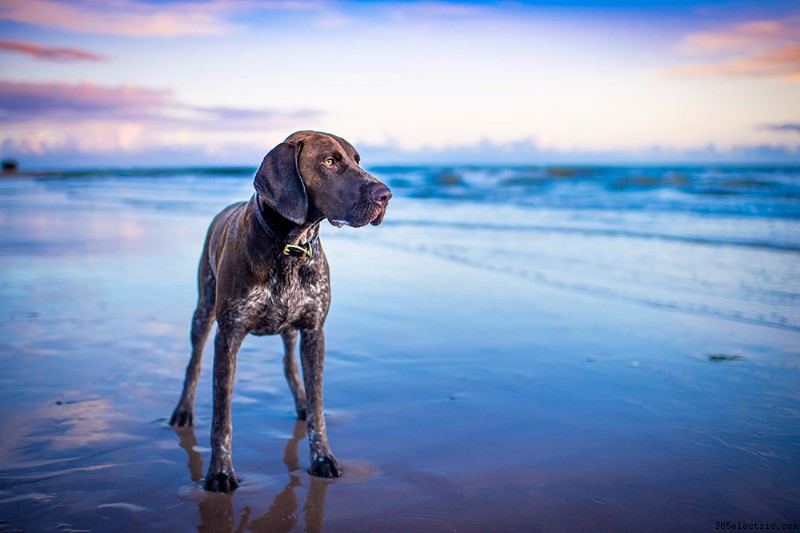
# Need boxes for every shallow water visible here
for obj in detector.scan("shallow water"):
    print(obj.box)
[0,167,798,531]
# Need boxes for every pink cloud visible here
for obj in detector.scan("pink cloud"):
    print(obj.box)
[668,44,800,81]
[0,39,104,62]
[0,0,233,37]
[667,16,800,81]
[0,80,324,162]
[0,81,171,121]
[0,80,321,127]
[0,0,320,37]
[679,18,800,54]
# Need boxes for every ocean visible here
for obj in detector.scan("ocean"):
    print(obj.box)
[4,164,798,330]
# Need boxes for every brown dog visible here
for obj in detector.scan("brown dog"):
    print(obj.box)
[170,131,391,492]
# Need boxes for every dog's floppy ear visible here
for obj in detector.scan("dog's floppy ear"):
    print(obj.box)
[253,141,308,224]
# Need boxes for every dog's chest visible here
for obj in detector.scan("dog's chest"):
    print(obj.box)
[239,272,328,335]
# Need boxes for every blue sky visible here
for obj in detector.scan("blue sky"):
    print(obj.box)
[0,0,798,167]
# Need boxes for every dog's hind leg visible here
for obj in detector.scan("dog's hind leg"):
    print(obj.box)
[170,254,217,427]
[282,329,307,420]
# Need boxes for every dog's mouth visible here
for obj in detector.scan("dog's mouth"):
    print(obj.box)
[369,206,386,226]
[328,204,387,228]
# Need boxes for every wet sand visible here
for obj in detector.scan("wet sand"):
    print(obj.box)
[0,175,798,531]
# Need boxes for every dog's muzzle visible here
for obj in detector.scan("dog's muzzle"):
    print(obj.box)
[369,182,392,226]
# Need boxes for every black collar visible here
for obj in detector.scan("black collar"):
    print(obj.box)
[252,193,318,258]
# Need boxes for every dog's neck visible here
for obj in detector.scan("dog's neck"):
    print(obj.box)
[252,193,320,255]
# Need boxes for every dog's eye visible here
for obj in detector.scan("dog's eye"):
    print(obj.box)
[323,158,335,167]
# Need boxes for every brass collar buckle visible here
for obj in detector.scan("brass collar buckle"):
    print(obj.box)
[283,243,313,258]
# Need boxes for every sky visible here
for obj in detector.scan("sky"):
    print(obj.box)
[0,0,799,167]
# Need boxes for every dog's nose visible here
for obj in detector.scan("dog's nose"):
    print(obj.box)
[370,183,392,205]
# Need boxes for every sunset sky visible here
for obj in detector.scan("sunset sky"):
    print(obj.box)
[1,0,799,167]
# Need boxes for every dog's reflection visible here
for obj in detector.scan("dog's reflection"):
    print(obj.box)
[175,420,330,533]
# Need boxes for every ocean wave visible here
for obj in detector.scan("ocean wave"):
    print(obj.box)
[371,165,800,219]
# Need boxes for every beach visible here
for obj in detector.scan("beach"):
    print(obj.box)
[0,166,798,531]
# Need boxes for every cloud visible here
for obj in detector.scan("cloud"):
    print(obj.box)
[763,123,800,134]
[359,138,800,165]
[667,16,800,81]
[679,18,800,54]
[0,0,319,37]
[4,135,798,168]
[0,80,323,161]
[0,135,269,166]
[0,0,234,36]
[0,39,104,62]
[386,1,488,20]
[668,44,800,80]
[0,80,320,128]
[0,81,170,121]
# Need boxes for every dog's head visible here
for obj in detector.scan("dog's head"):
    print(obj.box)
[254,131,391,228]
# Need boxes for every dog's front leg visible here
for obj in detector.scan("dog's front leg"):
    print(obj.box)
[300,327,342,478]
[204,324,245,492]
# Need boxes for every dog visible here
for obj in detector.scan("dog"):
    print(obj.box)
[169,131,391,492]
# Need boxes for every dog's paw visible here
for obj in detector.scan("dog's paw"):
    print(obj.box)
[309,454,342,478]
[204,469,239,492]
[169,406,194,427]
